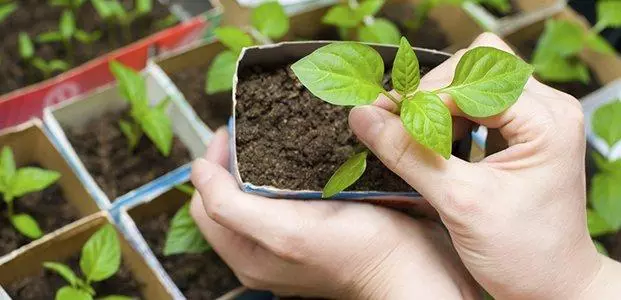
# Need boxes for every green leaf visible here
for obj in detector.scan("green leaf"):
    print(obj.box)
[355,0,384,18]
[0,146,16,193]
[392,37,420,96]
[98,296,135,300]
[534,54,590,84]
[11,214,43,239]
[533,19,584,58]
[357,18,401,45]
[588,209,615,237]
[37,31,64,43]
[0,2,17,23]
[18,32,34,60]
[43,262,79,287]
[175,184,195,196]
[440,47,534,118]
[206,50,238,94]
[597,0,621,28]
[10,167,61,199]
[322,151,368,198]
[118,120,143,150]
[139,108,173,156]
[56,286,93,300]
[154,13,178,30]
[74,30,102,44]
[213,26,254,55]
[60,10,76,40]
[92,0,113,19]
[594,240,609,256]
[80,224,121,282]
[164,203,211,256]
[135,0,152,16]
[593,153,621,174]
[592,100,621,148]
[155,96,171,112]
[590,173,621,231]
[291,42,384,106]
[401,92,452,159]
[48,60,70,72]
[251,1,289,39]
[479,0,511,14]
[585,33,616,55]
[322,5,360,28]
[109,61,147,108]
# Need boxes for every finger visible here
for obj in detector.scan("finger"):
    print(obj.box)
[204,127,230,167]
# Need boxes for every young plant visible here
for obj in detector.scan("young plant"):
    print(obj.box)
[206,1,289,94]
[412,0,512,28]
[0,146,61,239]
[322,0,401,44]
[37,10,101,62]
[0,1,17,23]
[109,61,173,156]
[18,32,70,79]
[163,184,211,256]
[92,0,153,42]
[49,0,87,14]
[531,0,620,83]
[587,100,621,256]
[43,224,133,300]
[291,38,533,197]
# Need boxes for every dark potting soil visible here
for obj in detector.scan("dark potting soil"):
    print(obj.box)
[0,182,79,256]
[234,64,444,193]
[6,254,143,299]
[66,109,191,200]
[136,209,240,299]
[168,65,232,129]
[480,0,520,18]
[380,2,450,50]
[0,0,174,96]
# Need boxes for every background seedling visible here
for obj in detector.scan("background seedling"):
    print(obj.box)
[109,61,173,157]
[531,0,621,83]
[49,0,87,14]
[44,224,133,300]
[206,1,289,94]
[291,38,533,197]
[18,32,70,79]
[163,184,211,256]
[92,0,153,42]
[0,1,17,23]
[322,0,401,44]
[37,10,101,63]
[0,146,60,239]
[411,0,512,29]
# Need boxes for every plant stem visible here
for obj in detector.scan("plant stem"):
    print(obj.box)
[382,90,400,105]
[6,201,14,218]
[248,26,273,45]
[592,21,607,34]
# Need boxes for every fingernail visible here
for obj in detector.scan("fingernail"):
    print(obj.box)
[349,106,386,143]
[191,158,216,187]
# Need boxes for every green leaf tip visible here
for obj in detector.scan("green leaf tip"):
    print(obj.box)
[322,151,368,198]
[401,92,452,159]
[80,224,121,283]
[392,37,420,96]
[164,202,211,256]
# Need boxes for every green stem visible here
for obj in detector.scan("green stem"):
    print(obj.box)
[65,39,74,65]
[382,90,401,109]
[7,201,14,218]
[592,21,607,34]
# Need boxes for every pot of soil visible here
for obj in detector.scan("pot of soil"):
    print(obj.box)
[0,212,174,299]
[116,186,244,299]
[0,120,100,259]
[42,68,206,209]
[229,41,473,205]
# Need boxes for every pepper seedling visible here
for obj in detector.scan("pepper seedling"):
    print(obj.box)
[92,0,153,42]
[411,0,512,29]
[163,184,211,256]
[0,146,61,239]
[322,0,400,44]
[587,99,621,256]
[0,1,17,23]
[43,224,133,300]
[18,32,70,79]
[37,10,101,63]
[292,38,533,197]
[49,0,87,14]
[531,0,620,83]
[206,1,289,94]
[109,61,173,157]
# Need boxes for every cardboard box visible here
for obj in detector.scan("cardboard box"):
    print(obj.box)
[0,212,174,299]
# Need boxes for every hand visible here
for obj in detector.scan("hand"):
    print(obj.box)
[349,33,612,300]
[190,128,480,299]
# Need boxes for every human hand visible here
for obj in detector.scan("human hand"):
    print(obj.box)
[349,32,606,300]
[189,128,480,299]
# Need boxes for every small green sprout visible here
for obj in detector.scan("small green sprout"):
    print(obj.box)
[37,10,101,62]
[163,184,211,256]
[322,0,401,44]
[49,0,87,14]
[206,1,289,94]
[0,146,61,239]
[92,0,153,42]
[531,1,620,83]
[0,1,17,23]
[291,38,533,197]
[18,32,70,79]
[44,224,134,300]
[109,61,173,156]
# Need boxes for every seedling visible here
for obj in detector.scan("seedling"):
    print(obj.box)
[0,1,17,23]
[292,38,533,197]
[18,32,70,79]
[44,224,133,300]
[0,146,61,239]
[92,0,153,42]
[531,0,620,83]
[206,1,289,94]
[37,10,101,62]
[163,184,211,256]
[322,0,400,44]
[587,100,621,256]
[49,0,87,14]
[109,61,173,156]
[154,13,179,30]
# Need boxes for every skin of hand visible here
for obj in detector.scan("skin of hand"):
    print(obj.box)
[349,32,621,300]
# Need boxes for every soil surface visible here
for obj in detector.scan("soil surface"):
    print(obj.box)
[0,181,80,256]
[235,63,453,193]
[0,0,175,95]
[481,0,520,18]
[516,38,601,99]
[169,65,232,129]
[66,109,191,200]
[136,209,240,299]
[6,254,143,299]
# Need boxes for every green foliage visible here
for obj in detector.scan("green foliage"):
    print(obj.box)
[109,61,173,156]
[19,32,71,79]
[0,1,17,23]
[37,10,101,62]
[163,184,212,256]
[18,32,34,60]
[358,18,401,45]
[251,1,289,40]
[594,240,609,256]
[92,0,153,41]
[321,0,401,44]
[154,13,179,30]
[410,0,509,29]
[49,0,87,11]
[292,38,532,196]
[595,0,621,31]
[0,146,60,239]
[323,151,368,198]
[592,100,621,148]
[46,224,129,300]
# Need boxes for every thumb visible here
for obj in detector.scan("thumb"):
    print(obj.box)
[349,105,492,216]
